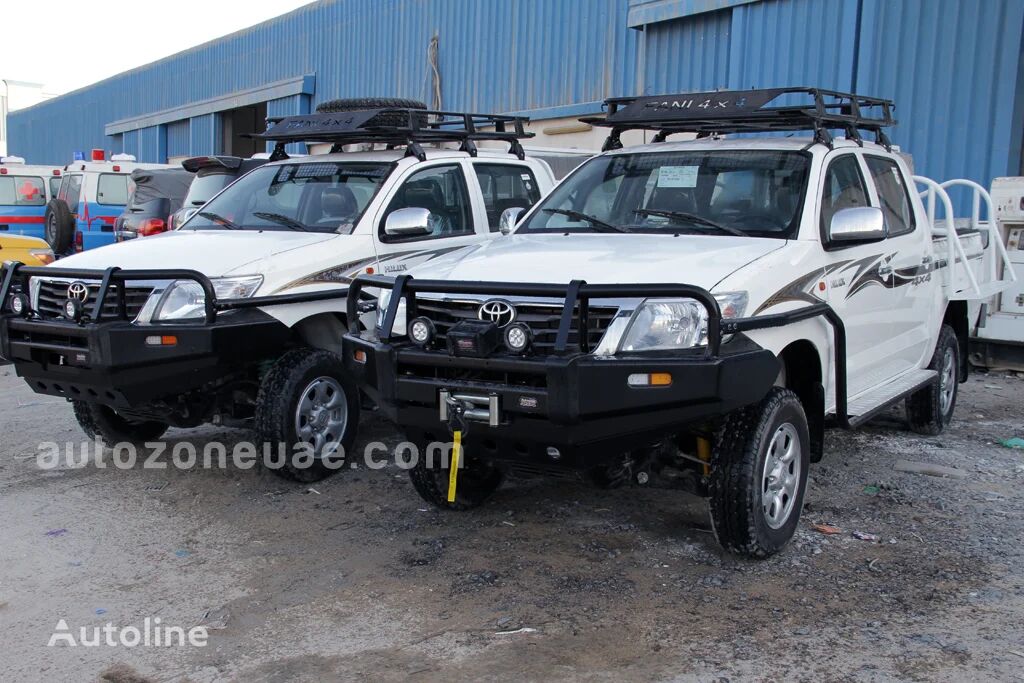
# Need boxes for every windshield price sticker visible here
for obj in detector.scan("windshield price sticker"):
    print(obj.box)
[657,166,699,188]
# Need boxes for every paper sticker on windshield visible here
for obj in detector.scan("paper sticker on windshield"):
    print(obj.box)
[657,166,699,188]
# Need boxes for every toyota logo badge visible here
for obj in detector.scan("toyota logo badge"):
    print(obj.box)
[478,299,516,327]
[67,282,90,302]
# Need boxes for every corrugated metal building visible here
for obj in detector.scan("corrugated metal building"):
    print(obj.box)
[8,0,1024,190]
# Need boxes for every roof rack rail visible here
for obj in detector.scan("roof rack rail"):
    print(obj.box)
[580,87,896,152]
[253,108,534,162]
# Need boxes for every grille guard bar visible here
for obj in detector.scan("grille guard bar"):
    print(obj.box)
[346,273,853,428]
[0,263,350,325]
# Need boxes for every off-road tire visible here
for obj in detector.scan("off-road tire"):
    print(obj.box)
[408,442,503,511]
[255,347,360,483]
[44,199,74,253]
[709,387,810,559]
[905,324,959,436]
[315,97,427,128]
[72,400,168,448]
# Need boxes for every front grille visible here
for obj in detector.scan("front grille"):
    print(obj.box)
[414,298,618,353]
[35,279,154,321]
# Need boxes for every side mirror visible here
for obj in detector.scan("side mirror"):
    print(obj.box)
[499,207,525,236]
[828,207,886,243]
[385,207,432,237]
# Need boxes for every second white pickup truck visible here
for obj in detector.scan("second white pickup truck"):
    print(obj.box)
[343,88,1016,557]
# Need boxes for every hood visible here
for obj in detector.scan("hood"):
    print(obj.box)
[51,230,339,276]
[0,234,51,250]
[411,233,785,290]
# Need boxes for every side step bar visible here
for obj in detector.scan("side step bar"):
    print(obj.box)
[842,369,937,428]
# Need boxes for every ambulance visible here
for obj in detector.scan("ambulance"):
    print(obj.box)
[0,156,62,241]
[45,150,170,254]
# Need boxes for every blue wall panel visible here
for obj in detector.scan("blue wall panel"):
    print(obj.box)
[188,114,221,156]
[166,120,191,158]
[642,9,732,94]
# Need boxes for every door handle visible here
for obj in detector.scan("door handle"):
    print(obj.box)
[878,265,893,277]
[921,255,933,266]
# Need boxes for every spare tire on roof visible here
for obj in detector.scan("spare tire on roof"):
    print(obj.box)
[315,97,428,128]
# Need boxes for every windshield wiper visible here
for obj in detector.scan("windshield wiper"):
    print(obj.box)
[542,208,627,233]
[634,208,746,237]
[253,211,308,232]
[196,211,241,230]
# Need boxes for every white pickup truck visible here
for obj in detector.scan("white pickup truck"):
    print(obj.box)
[0,101,558,482]
[343,88,1015,557]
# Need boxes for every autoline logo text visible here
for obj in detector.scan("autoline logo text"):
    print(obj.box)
[47,618,208,647]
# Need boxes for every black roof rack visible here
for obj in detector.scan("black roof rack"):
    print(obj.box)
[253,108,534,161]
[580,87,896,152]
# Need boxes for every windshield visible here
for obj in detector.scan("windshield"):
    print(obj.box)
[181,161,393,233]
[519,150,810,238]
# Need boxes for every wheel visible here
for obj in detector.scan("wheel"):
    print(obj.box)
[315,97,427,128]
[254,347,360,483]
[709,387,810,558]
[408,440,503,511]
[44,199,74,253]
[72,400,168,448]
[905,324,959,436]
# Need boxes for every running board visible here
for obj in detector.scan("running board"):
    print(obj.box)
[840,369,937,429]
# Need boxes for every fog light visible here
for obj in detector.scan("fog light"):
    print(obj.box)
[9,294,27,315]
[63,298,83,322]
[503,322,532,354]
[407,317,435,347]
[546,446,561,460]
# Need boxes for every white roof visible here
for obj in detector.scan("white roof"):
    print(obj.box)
[261,146,535,167]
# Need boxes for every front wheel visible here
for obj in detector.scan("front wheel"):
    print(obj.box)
[709,387,810,559]
[254,348,360,483]
[72,400,168,448]
[905,325,959,436]
[408,441,503,511]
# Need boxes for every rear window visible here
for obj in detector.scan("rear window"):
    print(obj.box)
[96,173,131,206]
[48,177,61,198]
[182,173,234,207]
[0,176,46,206]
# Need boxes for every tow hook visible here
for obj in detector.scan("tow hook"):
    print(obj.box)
[439,389,500,428]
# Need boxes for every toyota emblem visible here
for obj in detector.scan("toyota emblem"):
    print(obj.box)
[67,282,90,302]
[478,299,516,327]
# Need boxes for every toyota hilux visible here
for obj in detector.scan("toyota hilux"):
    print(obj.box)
[342,88,1016,556]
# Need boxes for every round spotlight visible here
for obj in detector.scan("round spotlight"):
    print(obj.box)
[503,322,532,354]
[9,294,27,315]
[407,316,435,347]
[63,298,83,322]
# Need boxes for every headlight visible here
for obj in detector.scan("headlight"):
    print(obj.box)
[28,248,55,265]
[375,289,407,335]
[153,275,263,321]
[619,291,747,352]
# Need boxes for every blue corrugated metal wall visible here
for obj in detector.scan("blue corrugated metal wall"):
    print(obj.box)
[7,0,1022,191]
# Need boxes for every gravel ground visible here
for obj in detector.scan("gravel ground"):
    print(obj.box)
[0,365,1022,682]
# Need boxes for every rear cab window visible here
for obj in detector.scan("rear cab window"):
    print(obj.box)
[864,155,916,237]
[472,163,541,231]
[0,176,46,206]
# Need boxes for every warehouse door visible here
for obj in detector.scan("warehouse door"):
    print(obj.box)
[221,102,267,158]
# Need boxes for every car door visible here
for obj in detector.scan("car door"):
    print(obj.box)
[818,151,903,397]
[371,160,489,275]
[466,160,543,232]
[861,154,936,370]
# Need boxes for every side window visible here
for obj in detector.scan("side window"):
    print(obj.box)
[472,164,541,231]
[865,156,915,237]
[96,173,130,205]
[0,177,45,206]
[820,155,869,235]
[59,174,83,208]
[380,165,473,242]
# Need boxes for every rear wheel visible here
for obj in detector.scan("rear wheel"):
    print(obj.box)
[709,387,810,558]
[905,324,959,435]
[409,441,503,511]
[72,400,168,448]
[255,348,360,483]
[44,199,74,253]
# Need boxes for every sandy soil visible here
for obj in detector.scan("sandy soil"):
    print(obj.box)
[0,364,1022,682]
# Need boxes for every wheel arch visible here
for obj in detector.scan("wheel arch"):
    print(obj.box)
[942,301,969,382]
[290,312,349,354]
[778,339,825,463]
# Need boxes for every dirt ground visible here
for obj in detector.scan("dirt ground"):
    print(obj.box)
[1,365,1023,682]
